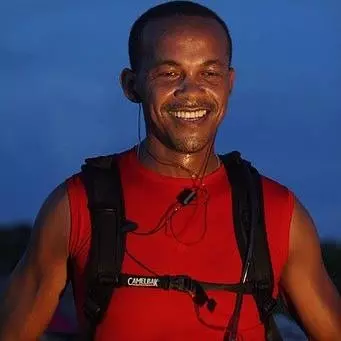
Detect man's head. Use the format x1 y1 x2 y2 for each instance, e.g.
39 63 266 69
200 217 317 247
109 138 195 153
121 1 235 154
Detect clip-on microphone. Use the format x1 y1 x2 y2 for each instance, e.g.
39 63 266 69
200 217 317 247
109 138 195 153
176 188 197 206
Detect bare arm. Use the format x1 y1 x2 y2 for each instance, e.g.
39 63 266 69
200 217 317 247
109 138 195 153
0 183 70 341
280 196 341 340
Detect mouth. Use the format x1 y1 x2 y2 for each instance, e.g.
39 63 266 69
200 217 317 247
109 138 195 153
168 109 210 121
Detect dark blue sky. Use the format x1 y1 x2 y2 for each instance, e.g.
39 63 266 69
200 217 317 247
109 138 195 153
0 0 340 239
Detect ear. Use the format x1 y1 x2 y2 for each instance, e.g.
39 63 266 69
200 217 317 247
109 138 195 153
120 68 141 103
227 67 235 95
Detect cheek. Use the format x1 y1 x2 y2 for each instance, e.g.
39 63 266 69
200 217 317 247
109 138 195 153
217 81 230 104
146 83 175 110
208 87 229 110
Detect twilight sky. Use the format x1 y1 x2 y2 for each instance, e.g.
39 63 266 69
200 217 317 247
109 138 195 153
0 0 340 239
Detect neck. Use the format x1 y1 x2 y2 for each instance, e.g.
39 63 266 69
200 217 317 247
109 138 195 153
137 136 220 179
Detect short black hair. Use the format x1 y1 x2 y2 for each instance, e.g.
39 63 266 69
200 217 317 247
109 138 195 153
128 1 233 71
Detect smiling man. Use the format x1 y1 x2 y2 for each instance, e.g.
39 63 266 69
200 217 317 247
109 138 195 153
1 2 341 341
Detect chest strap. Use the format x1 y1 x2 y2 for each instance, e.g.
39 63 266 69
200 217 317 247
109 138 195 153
116 273 274 314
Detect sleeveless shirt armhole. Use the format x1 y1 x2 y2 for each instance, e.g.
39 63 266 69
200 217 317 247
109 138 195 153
66 174 90 259
261 177 295 290
285 188 295 265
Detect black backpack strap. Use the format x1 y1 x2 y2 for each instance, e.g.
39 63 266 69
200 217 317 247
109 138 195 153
80 155 137 340
220 151 282 341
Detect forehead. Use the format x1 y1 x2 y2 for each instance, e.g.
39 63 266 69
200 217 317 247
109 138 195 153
140 16 229 67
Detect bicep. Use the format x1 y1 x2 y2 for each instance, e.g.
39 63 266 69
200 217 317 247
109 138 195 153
280 196 341 340
0 183 70 340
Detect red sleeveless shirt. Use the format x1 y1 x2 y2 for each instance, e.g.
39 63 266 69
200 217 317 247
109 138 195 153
66 148 294 341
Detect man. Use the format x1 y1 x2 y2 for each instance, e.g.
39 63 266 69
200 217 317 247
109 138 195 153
1 1 341 340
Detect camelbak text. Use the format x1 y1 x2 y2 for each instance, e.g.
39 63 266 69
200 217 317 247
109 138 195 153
127 277 159 287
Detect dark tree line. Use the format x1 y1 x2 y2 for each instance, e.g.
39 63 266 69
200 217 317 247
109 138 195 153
0 224 31 274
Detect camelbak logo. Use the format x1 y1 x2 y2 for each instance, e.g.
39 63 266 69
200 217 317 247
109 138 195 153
127 277 159 287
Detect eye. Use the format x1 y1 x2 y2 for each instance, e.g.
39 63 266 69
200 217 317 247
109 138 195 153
201 70 221 78
159 71 179 78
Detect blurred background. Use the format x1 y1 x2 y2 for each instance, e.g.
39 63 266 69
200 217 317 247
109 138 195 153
0 0 340 340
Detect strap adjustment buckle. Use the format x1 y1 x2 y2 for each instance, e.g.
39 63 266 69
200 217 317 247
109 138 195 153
253 281 278 322
259 295 277 321
84 296 103 323
169 275 195 293
169 275 216 312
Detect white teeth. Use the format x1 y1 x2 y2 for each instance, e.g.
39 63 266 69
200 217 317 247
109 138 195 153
169 110 208 119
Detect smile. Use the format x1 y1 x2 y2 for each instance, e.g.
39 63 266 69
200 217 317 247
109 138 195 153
168 109 208 120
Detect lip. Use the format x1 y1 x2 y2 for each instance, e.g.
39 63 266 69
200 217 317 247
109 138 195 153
167 109 212 124
168 107 211 112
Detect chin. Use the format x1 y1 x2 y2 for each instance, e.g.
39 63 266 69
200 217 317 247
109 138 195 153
171 137 210 154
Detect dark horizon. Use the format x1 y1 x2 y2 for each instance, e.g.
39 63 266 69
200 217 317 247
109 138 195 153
1 0 340 240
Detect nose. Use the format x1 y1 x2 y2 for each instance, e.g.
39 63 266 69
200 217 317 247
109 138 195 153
173 75 204 99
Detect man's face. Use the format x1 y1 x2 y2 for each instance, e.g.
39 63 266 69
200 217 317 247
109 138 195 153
130 16 234 154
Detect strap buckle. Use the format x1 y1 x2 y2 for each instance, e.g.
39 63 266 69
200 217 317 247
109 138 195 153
169 276 216 312
169 275 195 293
260 295 277 321
83 274 118 323
253 281 278 321
84 296 102 323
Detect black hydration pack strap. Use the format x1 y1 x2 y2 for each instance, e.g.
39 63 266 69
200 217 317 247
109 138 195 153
80 151 283 341
80 155 137 340
220 152 282 341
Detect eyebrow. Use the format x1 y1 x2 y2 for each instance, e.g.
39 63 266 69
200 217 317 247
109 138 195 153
202 60 227 67
152 59 227 68
153 60 182 68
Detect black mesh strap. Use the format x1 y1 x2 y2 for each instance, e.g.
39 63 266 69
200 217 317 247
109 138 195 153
220 152 282 341
249 162 277 322
80 155 137 340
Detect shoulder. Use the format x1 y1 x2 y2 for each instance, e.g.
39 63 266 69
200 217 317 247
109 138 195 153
82 148 135 168
65 173 85 200
64 148 134 257
287 195 320 262
66 147 136 200
35 182 70 234
261 175 292 199
19 182 70 271
260 175 295 219
65 148 132 194
259 174 315 244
